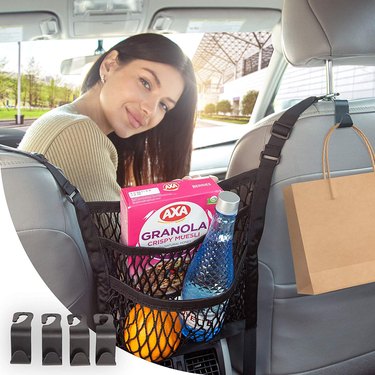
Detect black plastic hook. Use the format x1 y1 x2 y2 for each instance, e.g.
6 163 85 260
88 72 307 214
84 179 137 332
94 314 116 365
41 313 62 365
10 312 34 364
335 99 353 128
67 314 90 366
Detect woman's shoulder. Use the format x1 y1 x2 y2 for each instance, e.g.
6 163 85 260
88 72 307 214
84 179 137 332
22 103 105 138
33 103 95 130
19 103 110 152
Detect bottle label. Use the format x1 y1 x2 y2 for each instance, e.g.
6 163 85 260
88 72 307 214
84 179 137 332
183 305 224 331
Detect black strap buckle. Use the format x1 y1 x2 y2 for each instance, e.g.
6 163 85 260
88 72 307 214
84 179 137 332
271 120 293 140
62 180 79 203
67 189 79 203
31 152 48 163
260 151 281 165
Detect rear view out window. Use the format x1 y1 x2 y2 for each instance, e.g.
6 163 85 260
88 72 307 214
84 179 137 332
274 64 375 112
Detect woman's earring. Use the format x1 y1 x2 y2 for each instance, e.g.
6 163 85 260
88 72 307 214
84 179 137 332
101 75 106 84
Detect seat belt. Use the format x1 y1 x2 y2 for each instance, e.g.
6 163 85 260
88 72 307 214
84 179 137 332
243 96 321 375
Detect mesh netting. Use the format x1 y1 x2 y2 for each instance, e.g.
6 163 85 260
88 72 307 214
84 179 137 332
101 236 201 297
106 280 236 362
87 170 256 362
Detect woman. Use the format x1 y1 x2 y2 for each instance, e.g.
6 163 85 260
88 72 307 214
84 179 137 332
19 33 197 201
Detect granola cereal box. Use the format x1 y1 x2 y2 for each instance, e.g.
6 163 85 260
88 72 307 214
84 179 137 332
120 177 222 295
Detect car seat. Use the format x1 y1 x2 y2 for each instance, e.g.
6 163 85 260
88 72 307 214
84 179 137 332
0 149 97 328
226 1 375 374
0 128 25 147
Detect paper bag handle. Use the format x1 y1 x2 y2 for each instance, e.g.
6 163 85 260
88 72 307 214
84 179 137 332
322 124 375 180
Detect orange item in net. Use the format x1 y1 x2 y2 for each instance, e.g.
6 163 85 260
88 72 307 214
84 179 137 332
123 304 181 362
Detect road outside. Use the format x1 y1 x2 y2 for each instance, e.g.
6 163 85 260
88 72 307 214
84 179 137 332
0 118 34 132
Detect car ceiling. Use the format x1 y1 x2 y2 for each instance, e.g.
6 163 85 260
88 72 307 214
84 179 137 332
0 0 282 42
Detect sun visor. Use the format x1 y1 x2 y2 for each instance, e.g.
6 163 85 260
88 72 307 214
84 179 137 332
0 12 60 41
282 0 375 66
149 8 281 34
68 0 143 38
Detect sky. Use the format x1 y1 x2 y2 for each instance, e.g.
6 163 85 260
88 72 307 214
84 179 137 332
0 33 203 87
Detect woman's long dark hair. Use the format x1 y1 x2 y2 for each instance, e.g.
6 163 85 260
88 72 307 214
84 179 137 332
82 33 197 187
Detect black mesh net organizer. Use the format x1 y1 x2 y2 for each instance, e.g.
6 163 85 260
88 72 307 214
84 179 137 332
87 169 256 363
87 97 321 371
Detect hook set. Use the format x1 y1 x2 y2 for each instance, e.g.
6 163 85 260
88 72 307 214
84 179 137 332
10 312 116 366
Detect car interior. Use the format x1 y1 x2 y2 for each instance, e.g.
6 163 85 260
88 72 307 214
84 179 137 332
1 0 375 374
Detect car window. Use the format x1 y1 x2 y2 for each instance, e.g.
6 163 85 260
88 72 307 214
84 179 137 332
0 35 201 86
273 64 375 113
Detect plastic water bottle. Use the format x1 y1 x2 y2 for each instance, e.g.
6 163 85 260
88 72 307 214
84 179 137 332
181 190 240 342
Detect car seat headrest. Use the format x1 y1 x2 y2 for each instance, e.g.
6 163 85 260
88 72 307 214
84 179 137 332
282 0 375 67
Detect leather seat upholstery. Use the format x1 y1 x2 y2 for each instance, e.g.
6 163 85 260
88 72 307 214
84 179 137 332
0 150 97 327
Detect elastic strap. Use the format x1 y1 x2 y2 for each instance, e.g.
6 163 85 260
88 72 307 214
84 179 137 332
243 96 320 374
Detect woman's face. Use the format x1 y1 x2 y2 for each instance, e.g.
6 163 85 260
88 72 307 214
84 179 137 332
99 52 185 138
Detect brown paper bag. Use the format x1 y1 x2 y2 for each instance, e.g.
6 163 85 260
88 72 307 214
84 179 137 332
284 124 375 295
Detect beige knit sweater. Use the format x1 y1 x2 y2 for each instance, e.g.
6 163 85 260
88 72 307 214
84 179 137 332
19 103 120 202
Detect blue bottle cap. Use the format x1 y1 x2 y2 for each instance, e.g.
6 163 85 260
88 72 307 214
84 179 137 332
216 191 240 215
